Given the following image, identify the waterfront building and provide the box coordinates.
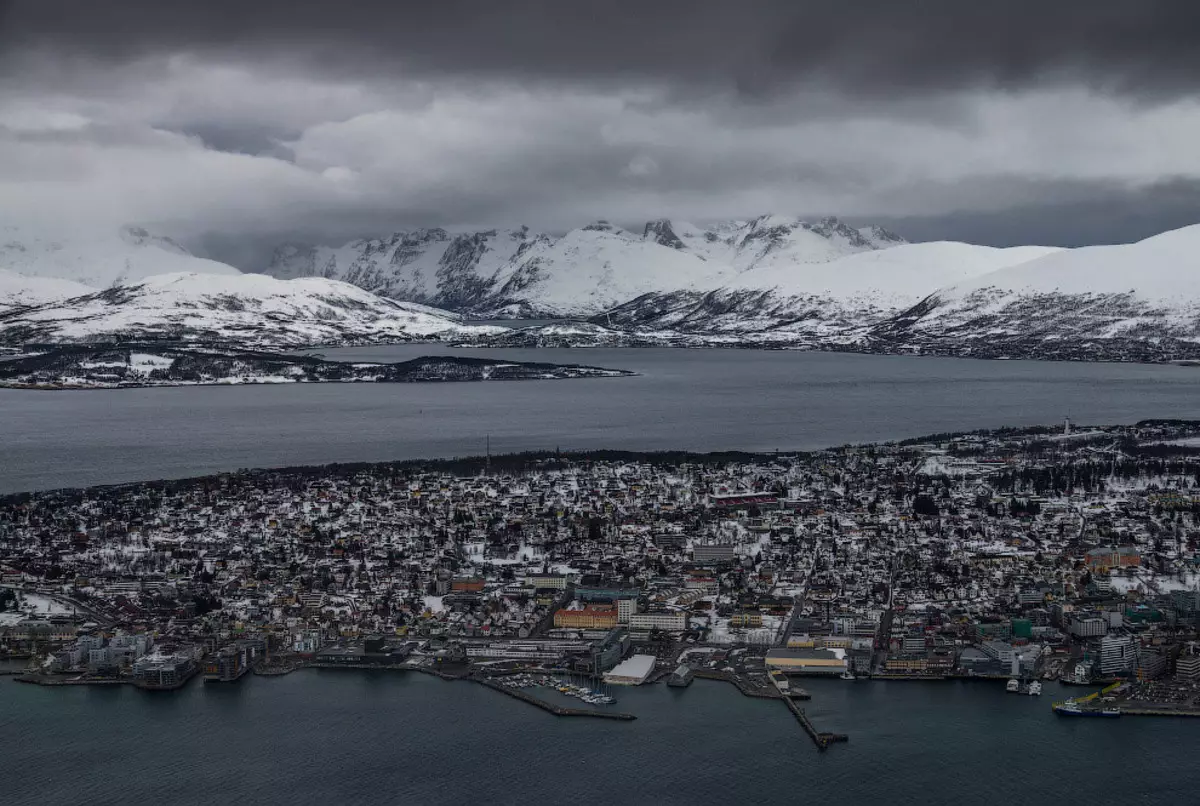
[133,653,196,688]
[204,645,250,682]
[1136,648,1167,680]
[585,628,629,673]
[1175,645,1200,680]
[980,640,1017,666]
[764,648,848,676]
[603,654,656,685]
[1099,633,1137,676]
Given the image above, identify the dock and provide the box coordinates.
[692,669,783,700]
[472,678,636,720]
[782,695,849,752]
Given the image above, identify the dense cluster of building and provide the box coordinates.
[6,419,1200,708]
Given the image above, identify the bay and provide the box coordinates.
[1,671,1193,806]
[4,348,1200,493]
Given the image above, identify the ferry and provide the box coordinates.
[1027,680,1042,696]
[1006,678,1020,693]
[1053,699,1121,717]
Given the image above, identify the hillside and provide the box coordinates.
[266,215,905,317]
[599,242,1059,336]
[0,224,244,289]
[0,269,93,312]
[0,272,497,348]
[866,224,1200,361]
[0,344,633,389]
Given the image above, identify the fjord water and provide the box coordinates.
[5,348,1200,493]
[3,672,1196,806]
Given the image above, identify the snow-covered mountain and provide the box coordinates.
[0,272,497,348]
[0,224,244,289]
[642,215,904,269]
[866,224,1200,361]
[0,269,93,312]
[268,227,547,312]
[265,216,906,317]
[600,241,1060,336]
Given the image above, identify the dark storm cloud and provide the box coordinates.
[3,0,1200,99]
[870,178,1200,248]
[1,0,1198,257]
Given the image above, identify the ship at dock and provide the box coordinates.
[1053,699,1121,717]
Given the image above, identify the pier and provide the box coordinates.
[472,678,637,720]
[692,669,783,700]
[782,695,849,752]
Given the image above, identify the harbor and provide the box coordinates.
[15,667,1194,806]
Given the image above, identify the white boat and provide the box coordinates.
[839,671,856,681]
[1028,680,1042,696]
[1006,678,1020,692]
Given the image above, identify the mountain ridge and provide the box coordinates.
[264,215,907,317]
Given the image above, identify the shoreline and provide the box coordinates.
[0,414,1148,500]
[0,372,637,392]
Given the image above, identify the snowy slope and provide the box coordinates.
[868,224,1200,360]
[0,272,499,348]
[643,215,905,270]
[268,227,546,311]
[0,224,244,288]
[266,215,906,317]
[494,222,728,316]
[601,241,1059,335]
[0,269,93,311]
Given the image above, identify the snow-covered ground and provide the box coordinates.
[891,223,1200,345]
[0,269,93,311]
[0,272,501,347]
[0,588,80,623]
[1109,569,1200,594]
[0,223,243,288]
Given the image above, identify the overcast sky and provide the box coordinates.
[2,0,1199,268]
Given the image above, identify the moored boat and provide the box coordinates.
[1053,699,1120,717]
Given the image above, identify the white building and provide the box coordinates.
[1100,633,1137,676]
[604,654,656,685]
[628,610,687,632]
[617,598,638,624]
[525,574,568,590]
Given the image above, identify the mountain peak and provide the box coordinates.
[118,225,190,256]
[643,219,686,250]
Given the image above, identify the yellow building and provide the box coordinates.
[765,648,848,675]
[553,605,619,630]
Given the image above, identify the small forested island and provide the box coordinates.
[0,344,635,389]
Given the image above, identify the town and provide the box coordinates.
[6,419,1200,730]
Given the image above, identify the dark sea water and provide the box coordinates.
[1,671,1193,806]
[4,348,1200,493]
[5,350,1200,801]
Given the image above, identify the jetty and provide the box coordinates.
[692,668,783,700]
[473,677,636,721]
[782,695,849,752]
